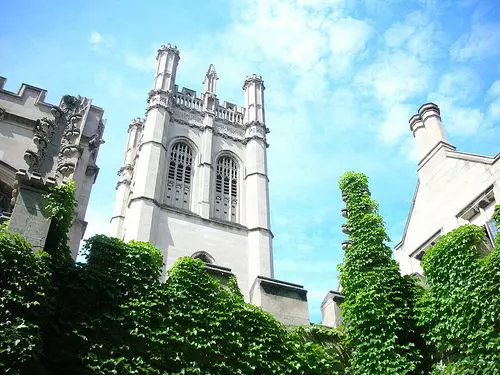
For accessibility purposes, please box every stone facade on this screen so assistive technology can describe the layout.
[0,77,105,258]
[110,44,310,325]
[395,103,499,275]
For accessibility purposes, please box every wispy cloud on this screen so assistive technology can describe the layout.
[125,52,156,72]
[451,21,500,61]
[88,30,103,45]
[87,30,115,51]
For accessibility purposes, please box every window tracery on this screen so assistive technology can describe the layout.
[214,155,238,222]
[165,141,193,210]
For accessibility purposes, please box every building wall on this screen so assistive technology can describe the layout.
[395,103,499,275]
[112,45,274,301]
[0,77,105,257]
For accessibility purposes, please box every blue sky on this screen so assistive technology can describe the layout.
[1,0,499,322]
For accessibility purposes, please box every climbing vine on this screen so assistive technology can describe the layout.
[417,222,500,374]
[338,171,423,374]
[43,180,77,263]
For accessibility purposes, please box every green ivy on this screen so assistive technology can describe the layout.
[338,171,424,374]
[0,178,349,374]
[417,222,500,374]
[0,229,49,374]
[43,180,77,264]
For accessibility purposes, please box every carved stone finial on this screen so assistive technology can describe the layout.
[156,43,180,60]
[203,64,218,94]
[60,95,81,114]
[242,74,265,91]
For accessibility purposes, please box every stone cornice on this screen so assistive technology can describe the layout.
[0,110,38,128]
[417,141,456,170]
[245,171,269,181]
[128,196,250,233]
[138,140,167,153]
[248,226,274,238]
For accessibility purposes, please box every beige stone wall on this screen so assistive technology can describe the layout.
[396,105,500,275]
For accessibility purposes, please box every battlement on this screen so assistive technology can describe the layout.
[0,76,50,109]
[172,85,245,125]
[0,76,104,116]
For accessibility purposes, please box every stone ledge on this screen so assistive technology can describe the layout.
[205,263,232,276]
[321,290,344,307]
[251,275,310,326]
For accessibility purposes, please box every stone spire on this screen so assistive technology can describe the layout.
[203,64,218,94]
[153,43,180,92]
[243,74,265,125]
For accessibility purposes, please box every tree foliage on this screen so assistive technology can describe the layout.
[417,222,500,374]
[338,171,424,374]
[0,181,345,374]
[0,231,48,374]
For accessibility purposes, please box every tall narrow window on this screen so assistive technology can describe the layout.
[214,156,238,222]
[165,142,193,210]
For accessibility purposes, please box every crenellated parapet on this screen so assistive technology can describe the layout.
[172,85,246,125]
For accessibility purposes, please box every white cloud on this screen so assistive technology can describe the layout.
[384,11,444,58]
[87,30,115,52]
[399,136,420,163]
[88,30,102,45]
[435,68,479,103]
[442,104,483,135]
[486,80,500,117]
[357,52,431,102]
[426,68,485,136]
[125,52,156,72]
[379,104,413,144]
[451,22,500,61]
[327,16,372,55]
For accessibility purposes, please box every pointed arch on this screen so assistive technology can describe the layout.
[165,141,193,210]
[213,154,239,222]
[191,251,216,264]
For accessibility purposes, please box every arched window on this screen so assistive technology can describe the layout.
[214,155,238,222]
[165,141,193,210]
[192,251,215,264]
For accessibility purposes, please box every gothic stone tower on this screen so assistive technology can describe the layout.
[110,44,281,304]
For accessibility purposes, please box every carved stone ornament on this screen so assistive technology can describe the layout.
[23,150,39,168]
[128,117,144,131]
[86,164,99,177]
[214,124,245,143]
[61,144,81,158]
[89,134,105,151]
[156,43,179,60]
[0,108,5,121]
[36,117,56,138]
[147,89,173,110]
[60,95,81,114]
[56,162,76,177]
[171,108,204,130]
